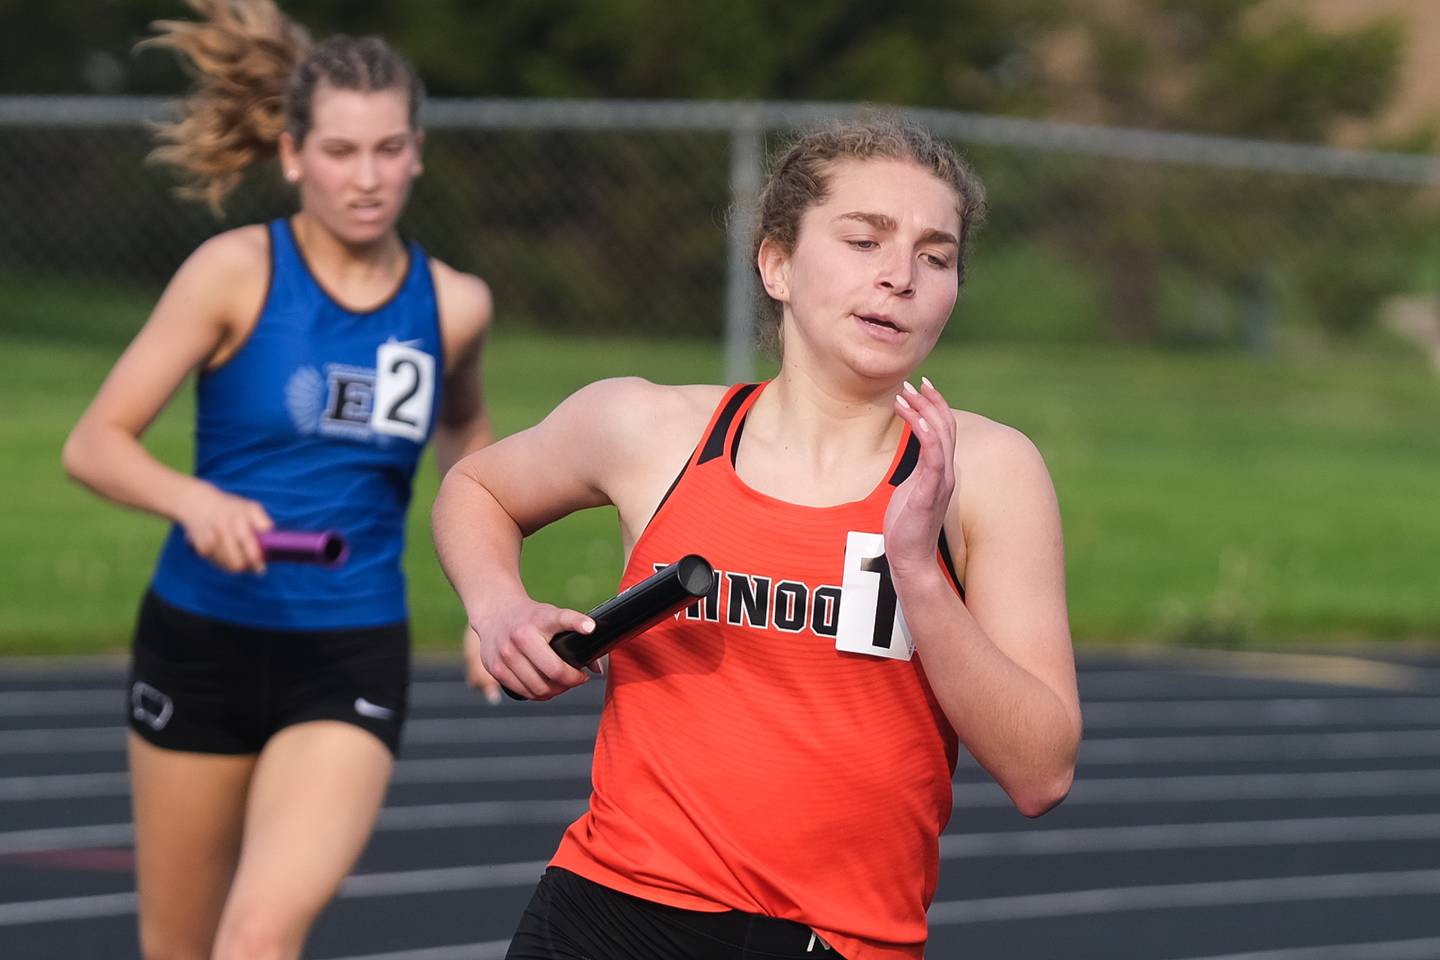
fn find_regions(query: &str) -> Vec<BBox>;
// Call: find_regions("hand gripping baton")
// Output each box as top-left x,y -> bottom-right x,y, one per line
502,554 -> 714,701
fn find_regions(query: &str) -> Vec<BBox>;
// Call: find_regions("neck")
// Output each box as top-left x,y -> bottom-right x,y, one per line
751,360 -> 905,460
291,211 -> 403,276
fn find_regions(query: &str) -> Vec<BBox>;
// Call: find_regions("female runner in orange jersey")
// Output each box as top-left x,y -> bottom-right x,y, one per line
433,117 -> 1081,960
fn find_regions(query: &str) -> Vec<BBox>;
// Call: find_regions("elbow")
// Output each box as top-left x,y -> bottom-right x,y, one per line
1011,766 -> 1075,820
60,427 -> 91,486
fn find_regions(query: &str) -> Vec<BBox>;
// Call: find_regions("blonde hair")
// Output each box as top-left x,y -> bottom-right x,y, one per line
142,0 -> 423,215
751,116 -> 988,355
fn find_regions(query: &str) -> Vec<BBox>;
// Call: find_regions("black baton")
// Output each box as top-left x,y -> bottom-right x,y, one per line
501,554 -> 714,701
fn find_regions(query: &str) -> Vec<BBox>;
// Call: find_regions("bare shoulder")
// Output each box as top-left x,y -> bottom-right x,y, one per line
954,410 -> 1045,468
158,225 -> 270,350
558,377 -> 725,447
549,378 -> 726,532
952,410 -> 1056,515
429,257 -> 493,354
188,224 -> 269,278
192,225 -> 269,270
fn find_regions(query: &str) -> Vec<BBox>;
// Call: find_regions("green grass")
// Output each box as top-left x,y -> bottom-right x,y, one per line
3,318 -> 1439,654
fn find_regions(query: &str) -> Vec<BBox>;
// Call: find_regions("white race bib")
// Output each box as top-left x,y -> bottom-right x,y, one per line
834,531 -> 914,661
370,341 -> 435,442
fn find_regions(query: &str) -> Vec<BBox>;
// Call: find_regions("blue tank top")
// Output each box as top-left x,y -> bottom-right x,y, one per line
151,218 -> 443,630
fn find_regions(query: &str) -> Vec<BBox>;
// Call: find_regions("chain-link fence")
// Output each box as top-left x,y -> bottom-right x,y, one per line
5,97 -> 1440,380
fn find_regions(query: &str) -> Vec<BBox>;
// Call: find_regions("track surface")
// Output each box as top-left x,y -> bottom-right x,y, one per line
2,650 -> 1439,959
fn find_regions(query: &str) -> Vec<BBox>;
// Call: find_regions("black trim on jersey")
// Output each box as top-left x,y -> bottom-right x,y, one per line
698,383 -> 760,465
938,529 -> 965,598
888,432 -> 921,486
645,459 -> 689,532
645,384 -> 758,529
729,410 -> 749,466
285,216 -> 415,316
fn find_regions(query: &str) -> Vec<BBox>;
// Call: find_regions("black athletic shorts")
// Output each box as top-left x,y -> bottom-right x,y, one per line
127,589 -> 410,756
506,868 -> 847,960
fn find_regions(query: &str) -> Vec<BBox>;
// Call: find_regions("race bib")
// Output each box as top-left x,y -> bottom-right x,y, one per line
834,531 -> 914,661
370,341 -> 435,442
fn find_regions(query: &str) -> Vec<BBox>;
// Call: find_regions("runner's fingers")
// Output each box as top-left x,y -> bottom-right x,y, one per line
513,624 -> 591,696
905,377 -> 950,427
498,642 -> 555,700
248,502 -> 274,532
214,529 -> 248,573
897,388 -> 950,490
225,515 -> 265,572
548,607 -> 597,638
914,377 -> 958,465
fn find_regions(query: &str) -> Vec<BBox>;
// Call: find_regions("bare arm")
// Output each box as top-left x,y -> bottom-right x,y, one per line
887,380 -> 1080,817
432,377 -> 706,700
61,227 -> 274,573
430,261 -> 494,477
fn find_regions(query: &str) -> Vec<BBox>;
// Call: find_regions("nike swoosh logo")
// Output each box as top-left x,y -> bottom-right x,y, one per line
354,697 -> 395,720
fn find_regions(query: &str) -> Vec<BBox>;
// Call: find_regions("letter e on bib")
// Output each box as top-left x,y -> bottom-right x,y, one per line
835,531 -> 914,661
371,341 -> 434,443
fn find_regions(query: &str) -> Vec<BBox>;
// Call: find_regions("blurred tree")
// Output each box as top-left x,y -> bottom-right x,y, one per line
1044,0 -> 1413,340
1,0 -> 1064,116
2,0 -> 1426,345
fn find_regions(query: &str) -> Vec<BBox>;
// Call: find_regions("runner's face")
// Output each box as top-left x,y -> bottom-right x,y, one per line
287,85 -> 421,246
771,159 -> 961,385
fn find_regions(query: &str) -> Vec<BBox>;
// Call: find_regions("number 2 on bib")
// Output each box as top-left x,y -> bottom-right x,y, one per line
835,531 -> 914,661
371,342 -> 435,442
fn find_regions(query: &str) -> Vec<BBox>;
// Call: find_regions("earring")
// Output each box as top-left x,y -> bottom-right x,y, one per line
285,169 -> 299,183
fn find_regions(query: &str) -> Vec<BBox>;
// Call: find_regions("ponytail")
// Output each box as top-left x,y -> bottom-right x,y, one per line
141,0 -> 311,214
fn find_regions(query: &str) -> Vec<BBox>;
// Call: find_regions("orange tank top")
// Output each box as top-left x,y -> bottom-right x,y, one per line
551,382 -> 963,960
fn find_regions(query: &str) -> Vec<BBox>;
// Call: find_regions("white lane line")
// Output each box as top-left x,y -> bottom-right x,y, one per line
0,823 -> 133,854
1082,729 -> 1440,764
951,768 -> 1440,807
0,801 -> 584,853
1174,936 -> 1440,960
314,942 -> 511,960
0,754 -> 594,802
13,764 -> 1440,809
1079,652 -> 1430,693
338,860 -> 548,897
13,683 -> 1440,721
0,859 -> 552,926
0,772 -> 130,801
1082,697 -> 1440,728
940,813 -> 1440,857
0,691 -> 120,716
377,800 -> 586,830
926,868 -> 1440,924
7,724 -> 1440,760
10,862 -> 1439,930
0,728 -> 123,753
6,766 -> 1440,810
406,716 -> 600,743
0,891 -> 137,926
10,806 -> 1440,859
1050,768 -> 1440,805
0,680 -> 596,715
0,715 -> 601,753
394,753 -> 592,783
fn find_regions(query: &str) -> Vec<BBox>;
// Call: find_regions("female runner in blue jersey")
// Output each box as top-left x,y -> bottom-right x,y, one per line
62,2 -> 497,957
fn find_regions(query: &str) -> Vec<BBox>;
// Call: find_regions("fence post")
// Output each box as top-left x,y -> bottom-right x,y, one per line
724,113 -> 763,385
1243,273 -> 1274,356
